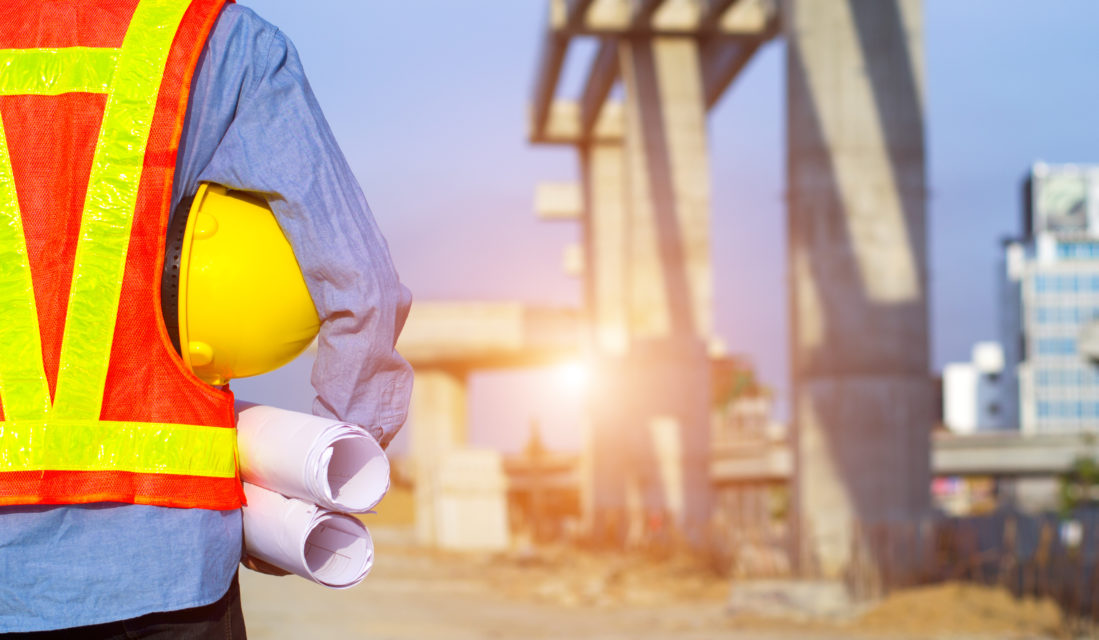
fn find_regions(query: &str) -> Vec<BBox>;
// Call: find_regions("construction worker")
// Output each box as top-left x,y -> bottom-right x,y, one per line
0,1 -> 412,637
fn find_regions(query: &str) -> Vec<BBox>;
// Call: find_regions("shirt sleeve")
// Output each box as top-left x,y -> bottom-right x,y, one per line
182,8 -> 412,446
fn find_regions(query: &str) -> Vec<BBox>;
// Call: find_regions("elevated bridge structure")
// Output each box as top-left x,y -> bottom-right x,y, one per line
401,0 -> 931,579
528,0 -> 930,579
527,0 -> 782,551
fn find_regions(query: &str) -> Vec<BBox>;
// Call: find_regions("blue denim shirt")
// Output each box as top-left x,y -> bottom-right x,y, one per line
0,5 -> 412,632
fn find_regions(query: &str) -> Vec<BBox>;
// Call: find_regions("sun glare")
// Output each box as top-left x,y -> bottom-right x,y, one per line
555,361 -> 591,392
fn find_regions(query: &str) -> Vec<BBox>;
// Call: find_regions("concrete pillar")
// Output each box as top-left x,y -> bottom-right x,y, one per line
580,142 -> 630,356
584,341 -> 712,545
578,36 -> 714,544
619,37 -> 712,341
785,0 -> 931,577
410,368 -> 468,546
579,141 -> 630,541
434,449 -> 510,551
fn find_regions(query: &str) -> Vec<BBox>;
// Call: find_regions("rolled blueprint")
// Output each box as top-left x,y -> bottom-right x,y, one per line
242,483 -> 373,589
236,402 -> 389,512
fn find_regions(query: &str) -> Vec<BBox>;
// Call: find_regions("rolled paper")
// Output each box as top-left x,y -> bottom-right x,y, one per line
236,401 -> 389,512
242,483 -> 373,589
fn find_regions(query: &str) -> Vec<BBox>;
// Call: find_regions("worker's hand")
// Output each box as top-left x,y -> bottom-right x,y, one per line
241,554 -> 291,577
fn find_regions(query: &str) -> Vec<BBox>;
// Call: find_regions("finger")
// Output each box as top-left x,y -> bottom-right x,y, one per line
241,555 -> 292,576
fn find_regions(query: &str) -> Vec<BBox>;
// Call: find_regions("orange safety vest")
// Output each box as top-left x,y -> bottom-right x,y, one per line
0,0 -> 242,510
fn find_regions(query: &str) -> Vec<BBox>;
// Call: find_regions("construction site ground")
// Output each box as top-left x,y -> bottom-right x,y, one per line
240,524 -> 1070,640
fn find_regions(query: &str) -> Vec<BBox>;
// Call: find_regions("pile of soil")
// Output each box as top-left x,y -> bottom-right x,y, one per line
851,582 -> 1062,638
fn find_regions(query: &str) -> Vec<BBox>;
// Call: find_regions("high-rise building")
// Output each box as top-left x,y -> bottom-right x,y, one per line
999,163 -> 1099,433
943,342 -> 1005,434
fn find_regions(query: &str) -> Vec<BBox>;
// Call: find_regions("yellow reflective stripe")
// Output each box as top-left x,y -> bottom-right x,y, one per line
0,38 -> 122,418
0,48 -> 118,96
52,0 -> 192,420
0,115 -> 52,417
0,420 -> 237,477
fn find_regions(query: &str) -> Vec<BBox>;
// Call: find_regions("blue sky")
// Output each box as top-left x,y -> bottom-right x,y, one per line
232,1 -> 1099,452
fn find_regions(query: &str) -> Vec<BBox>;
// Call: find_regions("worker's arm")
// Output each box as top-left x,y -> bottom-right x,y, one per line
174,6 -> 413,447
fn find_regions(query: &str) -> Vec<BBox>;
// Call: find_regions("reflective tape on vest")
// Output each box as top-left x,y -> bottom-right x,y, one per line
0,421 -> 237,477
0,48 -> 119,95
0,0 -> 238,479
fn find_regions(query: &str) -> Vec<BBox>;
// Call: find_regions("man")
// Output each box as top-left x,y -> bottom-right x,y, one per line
0,1 -> 412,636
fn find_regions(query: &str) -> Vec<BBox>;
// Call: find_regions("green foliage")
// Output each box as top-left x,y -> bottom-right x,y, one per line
711,358 -> 769,409
1058,455 -> 1099,516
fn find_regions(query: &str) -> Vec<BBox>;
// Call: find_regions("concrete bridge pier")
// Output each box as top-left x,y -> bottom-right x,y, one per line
577,32 -> 716,546
785,0 -> 932,578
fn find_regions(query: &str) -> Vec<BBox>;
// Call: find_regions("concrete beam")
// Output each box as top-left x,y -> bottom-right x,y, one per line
566,3 -> 778,138
531,0 -> 603,142
566,0 -> 681,33
533,99 -> 625,145
700,1 -> 778,109
933,431 -> 1099,476
550,0 -> 602,28
594,102 -> 626,141
711,430 -> 1099,484
533,0 -> 776,144
535,182 -> 583,220
543,100 -> 581,142
553,0 -> 776,37
397,302 -> 582,370
530,31 -> 569,144
493,429 -> 1099,498
580,41 -> 619,138
632,0 -> 668,29
701,0 -> 740,30
565,0 -> 597,27
710,439 -> 792,482
715,0 -> 774,32
563,242 -> 585,277
701,34 -> 771,109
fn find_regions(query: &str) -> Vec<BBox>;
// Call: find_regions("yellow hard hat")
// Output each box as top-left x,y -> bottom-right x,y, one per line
162,183 -> 320,386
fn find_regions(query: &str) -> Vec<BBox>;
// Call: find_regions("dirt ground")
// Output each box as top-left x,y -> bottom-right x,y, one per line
240,524 -> 1070,640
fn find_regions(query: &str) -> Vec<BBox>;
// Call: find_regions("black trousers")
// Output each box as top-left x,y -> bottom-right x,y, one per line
2,573 -> 246,639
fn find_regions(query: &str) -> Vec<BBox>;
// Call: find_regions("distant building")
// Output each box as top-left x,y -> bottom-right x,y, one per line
943,342 -> 1006,434
1001,163 -> 1099,434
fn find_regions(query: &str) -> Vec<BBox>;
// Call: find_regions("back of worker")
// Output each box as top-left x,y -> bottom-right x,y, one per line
0,1 -> 413,634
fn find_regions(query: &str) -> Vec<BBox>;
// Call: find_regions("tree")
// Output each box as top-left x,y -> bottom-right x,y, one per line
1058,455 -> 1099,515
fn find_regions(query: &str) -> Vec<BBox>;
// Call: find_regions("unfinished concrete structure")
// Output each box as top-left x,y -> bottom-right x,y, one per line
529,0 -> 930,574
397,0 -> 930,572
529,0 -> 779,544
